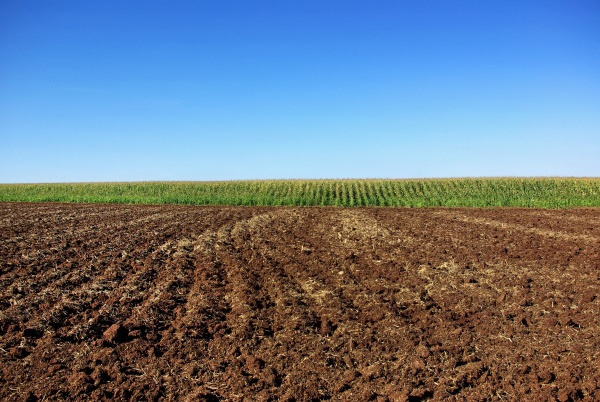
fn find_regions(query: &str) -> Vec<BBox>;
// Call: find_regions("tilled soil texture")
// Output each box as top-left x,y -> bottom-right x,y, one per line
1,204 -> 599,402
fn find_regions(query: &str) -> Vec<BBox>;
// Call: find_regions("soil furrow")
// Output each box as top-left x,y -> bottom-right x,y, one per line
433,210 -> 600,245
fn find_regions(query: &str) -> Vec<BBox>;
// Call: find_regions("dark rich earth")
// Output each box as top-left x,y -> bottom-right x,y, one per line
1,203 -> 599,401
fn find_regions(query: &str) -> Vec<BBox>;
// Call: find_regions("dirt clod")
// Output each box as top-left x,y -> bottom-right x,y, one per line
102,323 -> 127,343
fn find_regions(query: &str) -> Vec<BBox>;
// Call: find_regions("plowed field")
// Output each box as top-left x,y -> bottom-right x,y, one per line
1,203 -> 599,401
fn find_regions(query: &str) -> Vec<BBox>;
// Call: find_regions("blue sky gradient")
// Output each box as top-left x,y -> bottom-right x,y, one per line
1,0 -> 599,182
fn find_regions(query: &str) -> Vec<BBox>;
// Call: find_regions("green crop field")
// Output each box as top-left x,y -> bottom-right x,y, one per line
0,178 -> 599,208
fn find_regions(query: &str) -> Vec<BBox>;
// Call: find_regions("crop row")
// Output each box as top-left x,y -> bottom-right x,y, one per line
1,178 -> 599,208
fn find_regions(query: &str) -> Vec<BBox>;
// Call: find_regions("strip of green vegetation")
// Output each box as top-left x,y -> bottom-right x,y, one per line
1,178 -> 599,208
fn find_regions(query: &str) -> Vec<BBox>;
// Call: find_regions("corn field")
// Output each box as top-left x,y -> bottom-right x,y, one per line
1,178 -> 599,208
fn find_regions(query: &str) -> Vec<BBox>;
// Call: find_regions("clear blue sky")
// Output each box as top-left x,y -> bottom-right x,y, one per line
1,0 -> 599,182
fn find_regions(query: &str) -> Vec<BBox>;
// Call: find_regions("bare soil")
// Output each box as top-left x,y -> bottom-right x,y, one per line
1,203 -> 599,401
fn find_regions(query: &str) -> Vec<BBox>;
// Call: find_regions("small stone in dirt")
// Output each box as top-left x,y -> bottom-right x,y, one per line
102,323 -> 128,343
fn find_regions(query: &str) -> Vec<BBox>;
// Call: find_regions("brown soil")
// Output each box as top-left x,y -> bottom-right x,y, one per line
1,203 -> 599,401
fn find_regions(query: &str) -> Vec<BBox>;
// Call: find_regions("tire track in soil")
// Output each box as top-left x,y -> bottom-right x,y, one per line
0,205 -> 178,247
432,209 -> 600,245
1,204 -> 599,401
511,208 -> 600,230
0,203 -> 139,229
